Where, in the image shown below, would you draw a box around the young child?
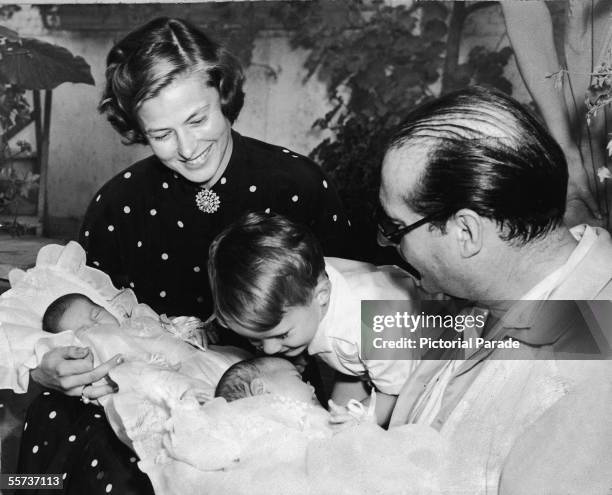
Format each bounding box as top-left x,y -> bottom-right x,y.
208,212 -> 422,426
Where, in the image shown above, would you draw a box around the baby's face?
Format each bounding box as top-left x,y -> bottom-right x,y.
58,298 -> 119,332
261,359 -> 319,405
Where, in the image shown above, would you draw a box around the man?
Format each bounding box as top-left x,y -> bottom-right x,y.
378,86 -> 612,493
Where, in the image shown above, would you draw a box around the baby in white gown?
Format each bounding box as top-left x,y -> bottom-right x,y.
40,292 -> 247,401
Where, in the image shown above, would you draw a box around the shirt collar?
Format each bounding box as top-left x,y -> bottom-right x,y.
307,262 -> 346,356
455,226 -> 603,373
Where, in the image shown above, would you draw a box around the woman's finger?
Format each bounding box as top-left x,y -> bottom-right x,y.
56,353 -> 94,377
85,379 -> 118,400
60,354 -> 123,391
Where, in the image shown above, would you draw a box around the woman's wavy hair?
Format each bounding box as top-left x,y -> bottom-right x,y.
99,17 -> 245,144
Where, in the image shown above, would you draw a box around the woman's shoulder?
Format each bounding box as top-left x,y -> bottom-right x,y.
237,133 -> 326,182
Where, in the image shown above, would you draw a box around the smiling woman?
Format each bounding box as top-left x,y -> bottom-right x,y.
21,16 -> 354,495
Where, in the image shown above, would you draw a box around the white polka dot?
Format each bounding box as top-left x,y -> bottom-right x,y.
220,177 -> 227,185
160,291 -> 166,298
137,241 -> 142,248
348,220 -> 351,227
91,459 -> 98,467
291,195 -> 299,202
173,173 -> 178,179
291,154 -> 299,158
161,253 -> 169,260
129,457 -> 137,463
129,282 -> 135,288
322,180 -> 328,189
123,206 -> 131,214
282,149 -> 290,153
96,194 -> 101,202
150,209 -> 157,216
84,231 -> 90,237
43,391 -> 50,396
333,214 -> 338,222
107,225 -> 114,232
105,483 -> 113,493
62,473 -> 67,480
162,182 -> 169,189
177,220 -> 184,228
32,445 -> 39,453
49,411 -> 57,419
24,422 -> 28,431
197,296 -> 204,303
94,413 -> 102,419
249,185 -> 257,192
123,172 -> 132,179
93,261 -> 100,267
68,434 -> 76,442
265,208 -> 271,214
193,266 -> 201,273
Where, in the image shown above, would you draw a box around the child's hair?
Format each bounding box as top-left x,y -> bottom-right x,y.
215,356 -> 281,402
208,211 -> 326,333
43,293 -> 95,333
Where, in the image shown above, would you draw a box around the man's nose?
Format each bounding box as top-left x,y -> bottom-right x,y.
262,339 -> 281,355
177,129 -> 198,159
377,231 -> 394,248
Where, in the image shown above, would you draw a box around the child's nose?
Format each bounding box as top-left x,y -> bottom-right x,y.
262,339 -> 281,354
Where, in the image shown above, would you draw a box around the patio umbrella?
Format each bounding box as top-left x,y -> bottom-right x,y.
0,30 -> 94,235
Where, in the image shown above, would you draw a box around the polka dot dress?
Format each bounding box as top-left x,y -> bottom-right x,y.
20,132 -> 354,492
79,131 -> 354,319
18,390 -> 153,494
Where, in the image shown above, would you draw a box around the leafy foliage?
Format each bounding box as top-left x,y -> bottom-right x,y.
274,0 -> 514,261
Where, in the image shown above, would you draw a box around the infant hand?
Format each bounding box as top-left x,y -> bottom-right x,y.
328,392 -> 377,427
328,399 -> 359,426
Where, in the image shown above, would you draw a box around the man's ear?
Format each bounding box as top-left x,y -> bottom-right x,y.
451,209 -> 483,258
249,377 -> 266,396
313,275 -> 331,310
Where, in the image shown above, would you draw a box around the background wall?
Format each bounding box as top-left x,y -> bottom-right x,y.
3,2 -> 529,239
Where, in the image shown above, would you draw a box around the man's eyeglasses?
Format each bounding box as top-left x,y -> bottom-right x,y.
376,206 -> 443,245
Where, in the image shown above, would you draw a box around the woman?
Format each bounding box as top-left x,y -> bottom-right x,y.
21,17 -> 353,494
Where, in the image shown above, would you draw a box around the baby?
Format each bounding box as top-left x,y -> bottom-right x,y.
40,292 -> 248,406
215,356 -> 319,405
43,293 -> 120,333
42,292 -> 207,350
215,356 -> 375,426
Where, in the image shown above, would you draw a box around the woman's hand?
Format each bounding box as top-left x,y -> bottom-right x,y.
30,346 -> 123,400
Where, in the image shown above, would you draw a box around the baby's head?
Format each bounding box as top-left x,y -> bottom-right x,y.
208,212 -> 331,357
215,357 -> 318,405
43,293 -> 119,333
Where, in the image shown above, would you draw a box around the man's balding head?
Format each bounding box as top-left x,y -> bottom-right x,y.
379,86 -> 572,298
382,86 -> 567,244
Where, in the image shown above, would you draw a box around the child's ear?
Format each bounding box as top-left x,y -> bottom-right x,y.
249,378 -> 266,396
314,276 -> 331,309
